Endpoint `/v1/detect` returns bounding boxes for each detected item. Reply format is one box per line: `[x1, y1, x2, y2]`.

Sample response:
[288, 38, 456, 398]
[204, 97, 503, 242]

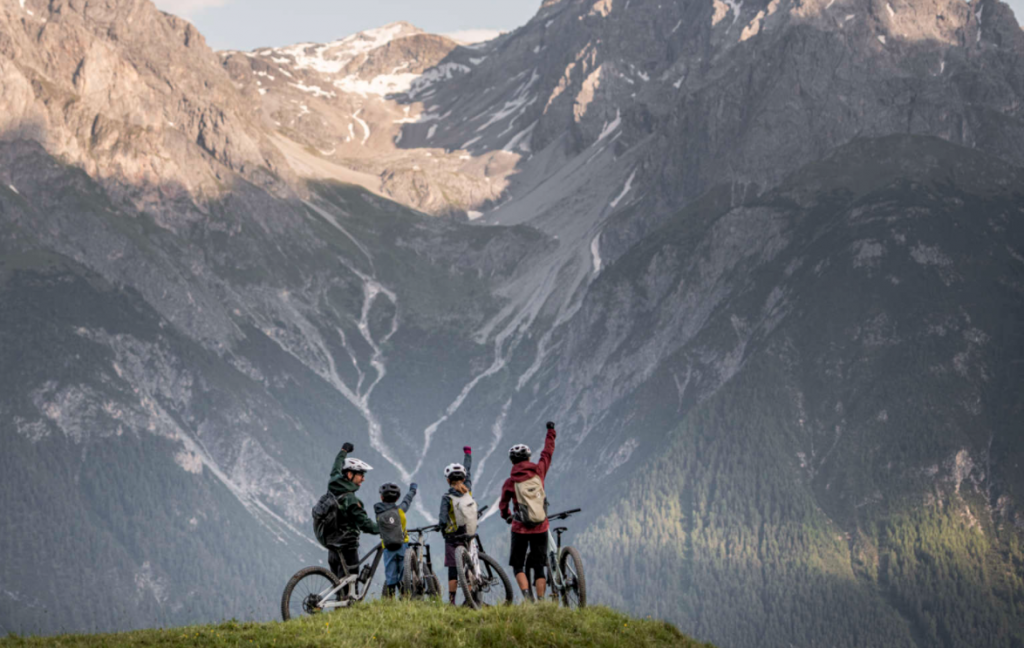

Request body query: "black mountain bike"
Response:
[529, 508, 586, 608]
[402, 523, 443, 600]
[280, 544, 384, 620]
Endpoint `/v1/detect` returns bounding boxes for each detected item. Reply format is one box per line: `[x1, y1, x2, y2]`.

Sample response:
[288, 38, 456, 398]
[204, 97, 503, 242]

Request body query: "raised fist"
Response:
[546, 422, 555, 430]
[463, 446, 472, 455]
[410, 483, 419, 491]
[342, 442, 354, 453]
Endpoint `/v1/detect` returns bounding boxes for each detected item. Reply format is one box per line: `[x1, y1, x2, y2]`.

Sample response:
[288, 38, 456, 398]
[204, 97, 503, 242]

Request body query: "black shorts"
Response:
[509, 531, 548, 577]
[443, 538, 466, 567]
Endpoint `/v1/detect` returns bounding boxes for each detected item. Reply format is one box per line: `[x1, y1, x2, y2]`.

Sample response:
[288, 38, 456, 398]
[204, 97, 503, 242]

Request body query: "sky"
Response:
[155, 0, 1024, 52]
[152, 0, 544, 51]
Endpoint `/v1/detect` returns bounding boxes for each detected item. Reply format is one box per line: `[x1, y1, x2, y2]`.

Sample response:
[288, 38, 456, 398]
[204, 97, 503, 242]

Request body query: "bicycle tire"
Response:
[559, 546, 586, 609]
[477, 552, 514, 607]
[454, 546, 479, 609]
[281, 566, 341, 621]
[426, 572, 442, 600]
[402, 550, 419, 599]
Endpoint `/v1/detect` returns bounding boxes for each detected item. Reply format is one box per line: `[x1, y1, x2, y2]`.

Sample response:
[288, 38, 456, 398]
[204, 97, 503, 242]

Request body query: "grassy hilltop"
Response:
[0, 601, 710, 648]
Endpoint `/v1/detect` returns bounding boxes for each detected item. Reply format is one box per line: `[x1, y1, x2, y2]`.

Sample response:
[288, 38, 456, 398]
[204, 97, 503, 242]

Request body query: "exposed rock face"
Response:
[0, 0, 297, 214]
[1, 0, 1024, 643]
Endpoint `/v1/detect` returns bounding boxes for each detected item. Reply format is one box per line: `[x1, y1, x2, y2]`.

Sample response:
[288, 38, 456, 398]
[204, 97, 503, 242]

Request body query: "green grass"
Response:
[0, 601, 708, 648]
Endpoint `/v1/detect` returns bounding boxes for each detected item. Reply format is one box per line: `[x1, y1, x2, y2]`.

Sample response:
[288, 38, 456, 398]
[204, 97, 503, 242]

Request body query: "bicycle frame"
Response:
[316, 544, 384, 610]
[407, 526, 440, 591]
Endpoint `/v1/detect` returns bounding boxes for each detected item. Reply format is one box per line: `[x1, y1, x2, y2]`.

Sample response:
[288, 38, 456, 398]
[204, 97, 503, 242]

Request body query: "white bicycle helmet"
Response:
[342, 458, 373, 474]
[508, 444, 531, 463]
[444, 463, 467, 479]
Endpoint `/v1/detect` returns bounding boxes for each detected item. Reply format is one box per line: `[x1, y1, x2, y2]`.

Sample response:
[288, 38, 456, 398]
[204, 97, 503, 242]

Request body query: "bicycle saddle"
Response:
[553, 526, 568, 533]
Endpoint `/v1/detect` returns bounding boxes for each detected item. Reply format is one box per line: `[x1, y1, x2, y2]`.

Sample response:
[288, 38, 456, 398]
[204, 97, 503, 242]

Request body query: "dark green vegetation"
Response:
[2, 135, 1024, 648]
[573, 137, 1024, 647]
[0, 602, 704, 648]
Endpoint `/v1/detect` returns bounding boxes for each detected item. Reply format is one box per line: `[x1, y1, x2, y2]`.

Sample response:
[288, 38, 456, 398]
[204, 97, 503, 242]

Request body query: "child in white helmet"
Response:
[439, 446, 472, 604]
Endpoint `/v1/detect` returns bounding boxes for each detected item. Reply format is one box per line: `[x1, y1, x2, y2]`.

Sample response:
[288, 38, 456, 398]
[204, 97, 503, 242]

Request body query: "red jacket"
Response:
[499, 427, 556, 534]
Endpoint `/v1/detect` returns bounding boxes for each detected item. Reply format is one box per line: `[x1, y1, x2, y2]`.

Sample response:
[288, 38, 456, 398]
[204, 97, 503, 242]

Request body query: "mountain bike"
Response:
[280, 544, 384, 620]
[528, 508, 586, 608]
[402, 523, 443, 600]
[452, 507, 514, 609]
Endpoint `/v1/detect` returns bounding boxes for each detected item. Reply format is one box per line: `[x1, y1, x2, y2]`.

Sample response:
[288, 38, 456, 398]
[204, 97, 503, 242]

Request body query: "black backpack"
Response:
[312, 492, 340, 548]
[377, 508, 406, 551]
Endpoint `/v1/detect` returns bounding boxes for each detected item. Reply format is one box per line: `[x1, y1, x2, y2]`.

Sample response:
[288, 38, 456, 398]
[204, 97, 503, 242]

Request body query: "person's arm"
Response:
[463, 446, 473, 490]
[350, 499, 379, 535]
[328, 442, 354, 490]
[537, 423, 557, 479]
[498, 479, 513, 523]
[399, 483, 417, 512]
[439, 494, 450, 536]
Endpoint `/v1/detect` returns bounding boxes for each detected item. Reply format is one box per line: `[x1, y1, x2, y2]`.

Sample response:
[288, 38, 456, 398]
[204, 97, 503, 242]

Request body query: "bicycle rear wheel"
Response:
[559, 546, 586, 609]
[476, 553, 514, 607]
[281, 566, 341, 621]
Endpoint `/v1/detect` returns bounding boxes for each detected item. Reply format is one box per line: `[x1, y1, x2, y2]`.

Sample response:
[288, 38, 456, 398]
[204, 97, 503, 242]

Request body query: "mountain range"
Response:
[1, 0, 1023, 645]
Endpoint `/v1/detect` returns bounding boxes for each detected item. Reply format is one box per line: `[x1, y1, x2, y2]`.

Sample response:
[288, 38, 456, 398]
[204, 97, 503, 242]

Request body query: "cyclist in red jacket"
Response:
[499, 422, 556, 601]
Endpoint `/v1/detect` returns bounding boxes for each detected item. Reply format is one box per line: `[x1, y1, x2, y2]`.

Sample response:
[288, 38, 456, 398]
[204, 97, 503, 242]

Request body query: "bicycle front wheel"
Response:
[426, 572, 442, 600]
[402, 550, 420, 599]
[281, 566, 341, 621]
[559, 546, 586, 608]
[454, 546, 480, 609]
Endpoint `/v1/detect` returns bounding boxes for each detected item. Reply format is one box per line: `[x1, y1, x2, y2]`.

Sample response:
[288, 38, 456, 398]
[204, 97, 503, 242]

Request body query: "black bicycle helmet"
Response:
[379, 482, 401, 500]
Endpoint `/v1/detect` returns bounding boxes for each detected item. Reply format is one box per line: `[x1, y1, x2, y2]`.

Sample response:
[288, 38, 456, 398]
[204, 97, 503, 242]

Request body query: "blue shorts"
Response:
[383, 543, 408, 586]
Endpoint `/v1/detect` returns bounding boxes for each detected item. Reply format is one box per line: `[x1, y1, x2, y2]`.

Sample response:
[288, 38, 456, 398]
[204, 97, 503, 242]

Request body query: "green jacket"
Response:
[327, 448, 379, 550]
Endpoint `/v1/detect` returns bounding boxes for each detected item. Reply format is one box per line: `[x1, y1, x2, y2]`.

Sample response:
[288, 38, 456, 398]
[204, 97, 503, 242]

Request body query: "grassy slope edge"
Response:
[0, 601, 710, 648]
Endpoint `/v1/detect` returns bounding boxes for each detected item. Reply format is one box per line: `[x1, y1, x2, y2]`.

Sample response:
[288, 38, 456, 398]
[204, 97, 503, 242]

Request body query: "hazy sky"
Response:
[152, 0, 544, 51]
[155, 0, 1023, 52]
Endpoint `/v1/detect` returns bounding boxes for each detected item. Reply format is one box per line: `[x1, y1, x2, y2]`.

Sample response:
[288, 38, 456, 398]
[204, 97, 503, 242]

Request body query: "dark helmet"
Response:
[508, 444, 531, 464]
[379, 482, 401, 499]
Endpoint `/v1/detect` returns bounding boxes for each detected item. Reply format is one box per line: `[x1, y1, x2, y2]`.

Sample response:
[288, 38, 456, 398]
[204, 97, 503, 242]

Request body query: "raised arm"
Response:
[399, 483, 418, 512]
[328, 442, 354, 493]
[462, 446, 473, 490]
[537, 423, 557, 479]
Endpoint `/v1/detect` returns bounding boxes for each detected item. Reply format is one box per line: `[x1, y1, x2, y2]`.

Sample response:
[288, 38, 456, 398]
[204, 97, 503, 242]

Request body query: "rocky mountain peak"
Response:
[1, 0, 295, 217]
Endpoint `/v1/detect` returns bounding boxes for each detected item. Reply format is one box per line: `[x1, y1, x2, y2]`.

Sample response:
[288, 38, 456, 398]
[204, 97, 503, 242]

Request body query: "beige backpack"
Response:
[513, 475, 548, 526]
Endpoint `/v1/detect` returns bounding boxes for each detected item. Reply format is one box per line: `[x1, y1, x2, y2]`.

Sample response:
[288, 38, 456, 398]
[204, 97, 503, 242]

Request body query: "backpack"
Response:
[450, 492, 478, 536]
[312, 492, 340, 548]
[513, 475, 548, 527]
[377, 508, 406, 551]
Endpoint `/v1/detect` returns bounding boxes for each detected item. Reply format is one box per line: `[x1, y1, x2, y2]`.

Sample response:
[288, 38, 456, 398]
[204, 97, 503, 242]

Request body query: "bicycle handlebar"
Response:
[407, 505, 489, 536]
[547, 508, 581, 520]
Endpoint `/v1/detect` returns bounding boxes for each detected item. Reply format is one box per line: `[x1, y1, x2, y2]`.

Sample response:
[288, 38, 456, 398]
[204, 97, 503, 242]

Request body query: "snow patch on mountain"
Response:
[610, 170, 637, 208]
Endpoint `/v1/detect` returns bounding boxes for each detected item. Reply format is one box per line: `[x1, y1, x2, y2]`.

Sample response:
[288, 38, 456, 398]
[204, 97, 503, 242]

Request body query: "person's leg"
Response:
[509, 532, 532, 597]
[528, 534, 547, 599]
[448, 566, 459, 603]
[445, 541, 458, 604]
[382, 549, 398, 597]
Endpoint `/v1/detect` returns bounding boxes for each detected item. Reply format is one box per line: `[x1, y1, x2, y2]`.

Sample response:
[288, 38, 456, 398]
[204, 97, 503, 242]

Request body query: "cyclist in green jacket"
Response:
[327, 442, 379, 579]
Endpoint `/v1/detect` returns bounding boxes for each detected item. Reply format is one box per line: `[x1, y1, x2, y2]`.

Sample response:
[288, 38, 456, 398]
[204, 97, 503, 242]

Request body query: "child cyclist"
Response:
[439, 446, 473, 605]
[373, 481, 418, 598]
[499, 422, 557, 601]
